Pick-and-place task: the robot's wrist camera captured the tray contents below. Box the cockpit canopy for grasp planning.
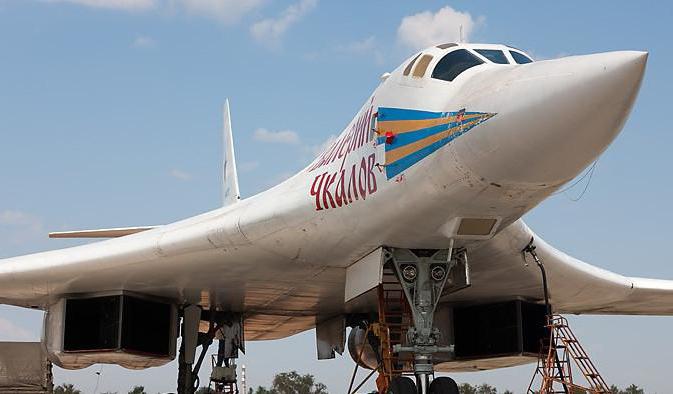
[401,43,534,82]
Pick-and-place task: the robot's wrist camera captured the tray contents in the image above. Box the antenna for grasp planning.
[459,24,464,43]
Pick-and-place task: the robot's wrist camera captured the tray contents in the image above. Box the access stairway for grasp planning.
[528,315,610,393]
[376,265,414,390]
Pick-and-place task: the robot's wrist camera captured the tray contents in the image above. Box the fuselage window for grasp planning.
[431,49,484,82]
[475,49,509,64]
[510,51,533,64]
[412,54,434,78]
[403,53,422,76]
[436,43,458,49]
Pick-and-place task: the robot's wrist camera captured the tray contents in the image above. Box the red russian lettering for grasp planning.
[322,172,337,209]
[347,164,358,203]
[367,153,377,195]
[310,173,326,210]
[358,157,368,200]
[334,169,347,207]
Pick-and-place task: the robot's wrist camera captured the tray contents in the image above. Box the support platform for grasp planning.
[528,315,611,394]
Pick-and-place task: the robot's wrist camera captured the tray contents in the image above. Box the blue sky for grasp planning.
[1,0,672,392]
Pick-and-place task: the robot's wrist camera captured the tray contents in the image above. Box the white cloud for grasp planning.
[250,0,316,46]
[0,210,44,246]
[336,36,376,54]
[304,36,384,64]
[178,0,264,24]
[238,161,260,172]
[131,35,156,48]
[253,128,300,144]
[43,0,264,24]
[0,210,41,228]
[397,6,483,50]
[44,0,157,11]
[0,210,43,233]
[306,133,337,156]
[169,169,192,181]
[0,318,32,341]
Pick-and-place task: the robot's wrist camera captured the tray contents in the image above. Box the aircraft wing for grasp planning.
[448,219,673,315]
[48,226,158,238]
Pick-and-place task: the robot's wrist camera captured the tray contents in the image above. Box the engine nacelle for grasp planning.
[347,326,379,370]
[346,300,548,372]
[43,292,178,370]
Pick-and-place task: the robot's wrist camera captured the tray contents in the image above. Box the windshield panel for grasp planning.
[510,51,533,64]
[431,49,484,82]
[475,49,509,64]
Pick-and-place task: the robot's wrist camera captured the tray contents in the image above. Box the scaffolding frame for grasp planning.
[528,315,610,394]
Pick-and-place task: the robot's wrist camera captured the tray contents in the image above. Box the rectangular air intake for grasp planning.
[453,300,548,359]
[63,294,173,356]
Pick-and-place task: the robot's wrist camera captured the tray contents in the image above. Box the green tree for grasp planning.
[624,385,644,394]
[476,384,497,394]
[251,371,328,394]
[608,385,644,394]
[610,384,645,394]
[273,371,327,394]
[127,386,146,394]
[458,383,477,394]
[54,383,82,394]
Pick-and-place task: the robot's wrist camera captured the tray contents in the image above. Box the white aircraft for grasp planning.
[0,43,669,394]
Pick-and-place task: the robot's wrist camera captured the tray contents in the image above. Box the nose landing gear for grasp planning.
[381,246,469,394]
[386,376,459,394]
[428,377,459,394]
[387,376,416,394]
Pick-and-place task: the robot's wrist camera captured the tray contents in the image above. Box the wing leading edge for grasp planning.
[454,220,673,315]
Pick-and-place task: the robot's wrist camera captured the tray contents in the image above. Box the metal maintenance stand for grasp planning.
[523,240,610,394]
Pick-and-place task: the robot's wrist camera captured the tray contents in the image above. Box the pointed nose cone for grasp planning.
[460,51,648,186]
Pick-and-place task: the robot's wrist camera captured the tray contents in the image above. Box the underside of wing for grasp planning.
[449,219,673,315]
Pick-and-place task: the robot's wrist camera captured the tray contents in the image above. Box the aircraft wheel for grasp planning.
[429,377,459,394]
[386,376,416,394]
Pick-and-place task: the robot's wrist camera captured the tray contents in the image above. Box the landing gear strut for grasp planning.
[383,245,469,394]
[177,308,244,394]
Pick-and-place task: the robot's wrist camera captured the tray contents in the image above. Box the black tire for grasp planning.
[429,377,459,394]
[387,376,416,394]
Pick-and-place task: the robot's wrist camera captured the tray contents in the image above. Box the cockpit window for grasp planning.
[412,54,434,78]
[475,49,509,64]
[403,53,421,76]
[436,43,458,49]
[431,49,484,82]
[509,51,533,64]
